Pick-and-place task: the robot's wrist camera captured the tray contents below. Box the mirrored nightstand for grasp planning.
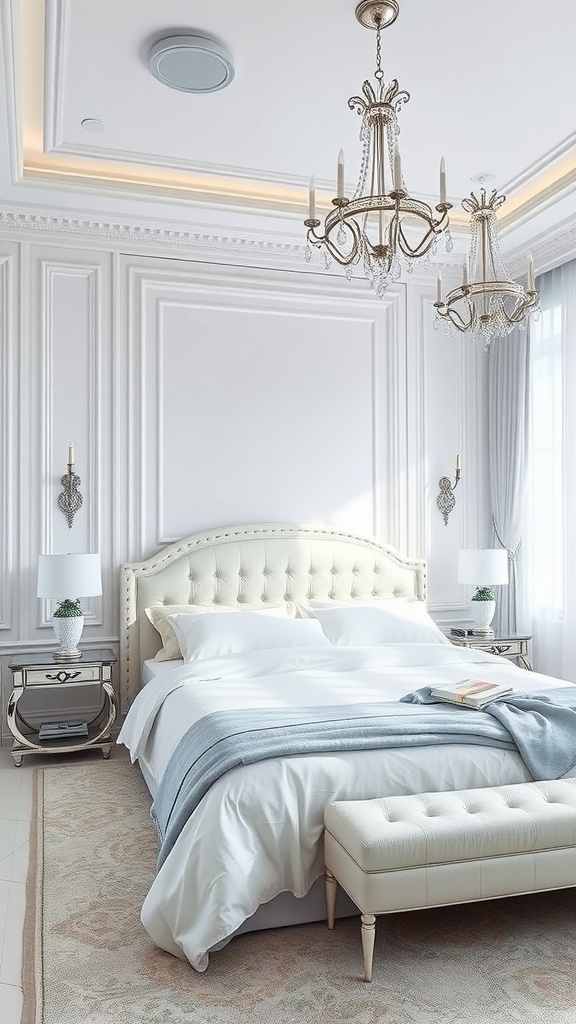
[7,648,117,766]
[447,633,532,671]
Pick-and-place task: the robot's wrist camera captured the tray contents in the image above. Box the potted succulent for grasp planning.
[470,585,496,634]
[52,598,84,659]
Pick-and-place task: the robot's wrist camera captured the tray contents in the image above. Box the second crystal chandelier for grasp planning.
[304,0,451,297]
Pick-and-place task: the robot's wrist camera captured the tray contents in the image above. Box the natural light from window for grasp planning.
[528,302,563,616]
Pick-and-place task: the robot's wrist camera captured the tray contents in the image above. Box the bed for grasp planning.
[118,522,576,972]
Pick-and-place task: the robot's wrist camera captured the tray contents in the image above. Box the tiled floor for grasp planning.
[0,742,128,1024]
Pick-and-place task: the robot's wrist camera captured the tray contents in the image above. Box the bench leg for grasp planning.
[325,868,337,929]
[361,914,376,983]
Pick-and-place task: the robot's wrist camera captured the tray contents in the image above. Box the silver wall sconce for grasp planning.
[57,442,83,528]
[437,454,461,526]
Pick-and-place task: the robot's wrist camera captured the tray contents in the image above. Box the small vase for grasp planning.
[52,615,84,661]
[470,600,495,636]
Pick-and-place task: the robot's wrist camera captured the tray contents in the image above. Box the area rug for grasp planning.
[23,762,576,1024]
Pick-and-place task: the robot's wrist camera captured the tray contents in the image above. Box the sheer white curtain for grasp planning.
[526,259,576,680]
[488,328,531,635]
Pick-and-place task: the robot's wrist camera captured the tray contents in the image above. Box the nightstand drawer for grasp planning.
[22,665,103,685]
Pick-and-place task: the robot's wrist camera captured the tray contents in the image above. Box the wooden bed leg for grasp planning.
[325,869,337,929]
[361,913,376,982]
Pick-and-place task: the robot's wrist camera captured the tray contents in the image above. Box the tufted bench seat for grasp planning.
[324,779,576,982]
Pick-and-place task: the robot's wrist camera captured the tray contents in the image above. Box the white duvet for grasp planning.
[118,643,574,971]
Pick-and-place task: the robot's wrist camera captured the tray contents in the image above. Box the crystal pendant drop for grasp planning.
[337,224,346,246]
[304,245,312,264]
[444,229,453,253]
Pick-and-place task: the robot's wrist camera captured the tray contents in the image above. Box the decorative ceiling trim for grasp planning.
[0,0,22,184]
[501,131,576,197]
[43,0,69,152]
[1,205,574,284]
[0,209,307,254]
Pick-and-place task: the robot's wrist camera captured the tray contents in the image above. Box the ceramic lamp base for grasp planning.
[52,614,84,661]
[470,599,496,636]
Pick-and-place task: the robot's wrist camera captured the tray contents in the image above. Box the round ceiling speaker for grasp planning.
[149,34,235,94]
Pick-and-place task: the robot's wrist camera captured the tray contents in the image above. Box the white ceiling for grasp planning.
[4,0,576,250]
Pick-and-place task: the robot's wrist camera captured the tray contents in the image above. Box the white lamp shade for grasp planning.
[458,548,509,587]
[37,553,102,599]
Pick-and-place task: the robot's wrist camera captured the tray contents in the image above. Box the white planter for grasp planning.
[52,614,84,660]
[470,600,496,635]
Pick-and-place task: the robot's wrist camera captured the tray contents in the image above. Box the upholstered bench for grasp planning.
[324,779,576,982]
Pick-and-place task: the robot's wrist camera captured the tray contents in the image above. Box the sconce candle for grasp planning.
[437,454,462,526]
[58,447,83,529]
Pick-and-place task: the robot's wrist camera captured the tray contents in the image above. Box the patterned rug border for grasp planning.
[22,768,43,1024]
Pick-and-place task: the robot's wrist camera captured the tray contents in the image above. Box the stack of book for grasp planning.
[38,721,88,740]
[431,680,514,709]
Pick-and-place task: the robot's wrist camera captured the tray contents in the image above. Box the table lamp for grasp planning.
[457,548,509,636]
[37,553,102,661]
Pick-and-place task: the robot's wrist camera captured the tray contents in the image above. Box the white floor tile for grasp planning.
[0,878,11,922]
[0,851,14,884]
[0,821,18,871]
[0,771,23,799]
[0,797,20,821]
[0,882,26,986]
[0,982,23,1023]
[10,843,28,885]
[16,778,32,823]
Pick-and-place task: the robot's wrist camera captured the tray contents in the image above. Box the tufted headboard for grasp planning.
[120,523,426,710]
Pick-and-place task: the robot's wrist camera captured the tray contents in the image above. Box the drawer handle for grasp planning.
[45,670,82,683]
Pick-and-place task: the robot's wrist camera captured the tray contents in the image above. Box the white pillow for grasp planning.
[169,611,332,663]
[145,602,296,661]
[309,601,450,647]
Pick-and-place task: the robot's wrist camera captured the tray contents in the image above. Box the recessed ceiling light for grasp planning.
[148,34,235,93]
[470,172,496,184]
[81,118,105,132]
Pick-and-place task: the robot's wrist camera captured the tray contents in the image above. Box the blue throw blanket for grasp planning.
[151,687,576,870]
[402,686,576,781]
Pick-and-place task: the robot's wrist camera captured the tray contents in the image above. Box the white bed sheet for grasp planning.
[118,644,576,972]
[142,658,182,686]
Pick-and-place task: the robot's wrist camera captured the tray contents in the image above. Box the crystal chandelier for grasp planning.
[304,0,452,297]
[434,187,540,350]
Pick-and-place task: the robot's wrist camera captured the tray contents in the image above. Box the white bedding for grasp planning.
[141,658,182,686]
[118,643,575,972]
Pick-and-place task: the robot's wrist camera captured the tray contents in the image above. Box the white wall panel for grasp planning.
[120,258,410,562]
[27,246,114,639]
[424,299,491,621]
[0,244,19,636]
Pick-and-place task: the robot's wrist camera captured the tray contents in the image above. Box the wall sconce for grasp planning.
[57,443,83,529]
[437,454,461,526]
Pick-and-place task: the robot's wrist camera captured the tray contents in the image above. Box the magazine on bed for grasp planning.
[431,679,514,709]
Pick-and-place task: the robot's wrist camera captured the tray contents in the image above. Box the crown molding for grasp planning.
[0,208,305,256]
[506,215,576,278]
[1,204,573,286]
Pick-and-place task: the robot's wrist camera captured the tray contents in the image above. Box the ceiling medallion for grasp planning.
[304,0,451,297]
[434,188,540,350]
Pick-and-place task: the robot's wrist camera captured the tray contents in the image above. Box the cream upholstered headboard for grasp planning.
[120,523,426,710]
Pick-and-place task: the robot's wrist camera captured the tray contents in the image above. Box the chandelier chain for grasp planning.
[375,21,383,81]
